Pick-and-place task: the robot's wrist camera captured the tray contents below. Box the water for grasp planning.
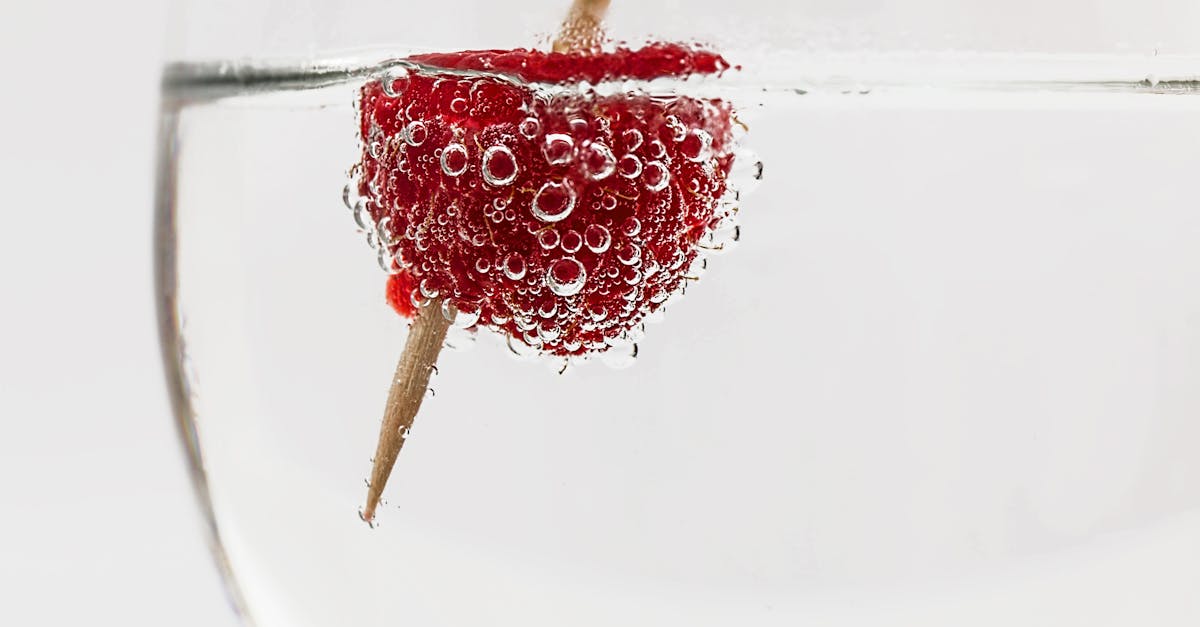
[158,55,1200,627]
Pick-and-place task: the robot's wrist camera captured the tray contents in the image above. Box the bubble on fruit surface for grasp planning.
[342,180,360,211]
[537,228,560,250]
[617,154,642,178]
[474,257,491,274]
[376,217,397,247]
[537,323,561,342]
[531,181,576,222]
[440,143,469,176]
[442,299,480,328]
[601,342,638,369]
[450,98,468,114]
[616,242,641,266]
[643,161,669,192]
[584,224,611,253]
[568,117,589,134]
[621,217,641,237]
[507,333,540,359]
[376,247,398,273]
[560,229,583,254]
[537,300,558,318]
[619,128,643,152]
[403,120,427,146]
[419,278,440,299]
[680,129,713,162]
[380,67,409,98]
[353,201,373,230]
[481,145,518,186]
[542,133,574,165]
[600,194,617,211]
[648,139,666,159]
[546,258,586,296]
[665,115,687,141]
[518,117,541,139]
[502,253,527,280]
[622,267,642,285]
[581,142,616,180]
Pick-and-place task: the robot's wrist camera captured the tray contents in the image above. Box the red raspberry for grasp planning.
[353,44,741,358]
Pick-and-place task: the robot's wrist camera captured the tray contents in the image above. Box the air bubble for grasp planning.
[617,154,642,178]
[507,333,539,359]
[648,140,666,159]
[600,195,617,211]
[680,129,713,162]
[342,181,360,211]
[616,243,642,266]
[450,98,467,114]
[419,278,440,299]
[518,117,541,139]
[502,253,527,280]
[440,143,469,176]
[380,67,409,97]
[560,230,582,254]
[584,224,611,253]
[481,145,518,186]
[582,142,616,180]
[538,324,562,342]
[531,181,576,222]
[643,161,669,192]
[665,115,687,141]
[538,229,561,250]
[403,121,427,146]
[353,200,372,230]
[377,247,398,273]
[474,258,491,273]
[542,133,574,165]
[619,128,644,152]
[621,217,642,237]
[546,258,586,296]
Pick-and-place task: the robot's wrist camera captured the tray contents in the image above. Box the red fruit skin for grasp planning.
[355,46,738,356]
[408,43,732,84]
[385,270,419,318]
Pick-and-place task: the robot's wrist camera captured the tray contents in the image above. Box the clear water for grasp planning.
[158,55,1200,627]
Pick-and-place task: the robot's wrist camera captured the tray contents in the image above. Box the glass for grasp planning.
[157,1,1200,625]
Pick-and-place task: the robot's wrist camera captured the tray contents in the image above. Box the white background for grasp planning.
[0,1,236,625]
[2,1,1199,626]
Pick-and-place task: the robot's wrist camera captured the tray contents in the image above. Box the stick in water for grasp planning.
[361,0,611,525]
[361,300,450,524]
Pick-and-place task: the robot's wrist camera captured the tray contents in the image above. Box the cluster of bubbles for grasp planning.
[346,67,764,369]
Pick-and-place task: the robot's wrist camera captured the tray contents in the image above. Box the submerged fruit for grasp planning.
[354,44,746,358]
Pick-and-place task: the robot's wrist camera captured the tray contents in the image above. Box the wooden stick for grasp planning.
[361,0,612,525]
[552,0,612,53]
[361,300,451,524]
